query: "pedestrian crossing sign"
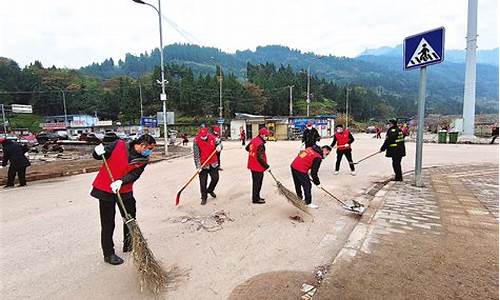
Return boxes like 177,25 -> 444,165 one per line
404,27 -> 445,70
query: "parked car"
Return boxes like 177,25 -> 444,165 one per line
366,126 -> 377,134
36,132 -> 60,144
79,133 -> 101,144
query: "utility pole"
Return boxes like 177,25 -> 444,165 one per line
218,66 -> 223,135
306,65 -> 311,117
345,87 -> 349,128
462,0 -> 478,136
1,104 -> 7,138
289,85 -> 294,116
138,77 -> 144,118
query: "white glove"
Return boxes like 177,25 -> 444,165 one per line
216,145 -> 222,152
95,144 -> 105,156
0,166 -> 3,169
316,184 -> 323,189
345,143 -> 350,147
110,180 -> 123,194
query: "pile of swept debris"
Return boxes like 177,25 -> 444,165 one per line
170,210 -> 234,232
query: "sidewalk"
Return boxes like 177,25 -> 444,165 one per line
315,163 -> 499,300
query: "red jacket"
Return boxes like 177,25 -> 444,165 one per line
247,136 -> 267,172
92,140 -> 146,193
334,130 -> 352,150
194,134 -> 218,166
291,147 -> 323,173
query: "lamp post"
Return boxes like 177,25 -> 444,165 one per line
210,57 -> 223,135
306,65 -> 311,117
132,0 -> 168,155
51,87 -> 68,130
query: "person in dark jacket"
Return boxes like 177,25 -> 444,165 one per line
1,138 -> 31,188
290,145 -> 332,209
490,123 -> 498,144
331,124 -> 356,175
302,121 -> 320,148
380,119 -> 406,181
246,127 -> 270,204
90,134 -> 156,265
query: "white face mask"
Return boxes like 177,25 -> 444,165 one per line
336,128 -> 343,133
307,126 -> 313,130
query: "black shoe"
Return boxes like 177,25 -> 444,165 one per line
252,199 -> 266,204
3,185 -> 14,189
259,197 -> 265,201
17,184 -> 26,187
104,254 -> 124,265
123,243 -> 132,253
201,198 -> 207,205
208,191 -> 217,198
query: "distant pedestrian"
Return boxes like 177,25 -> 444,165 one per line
375,127 -> 382,139
90,134 -> 156,265
491,123 -> 498,144
181,133 -> 189,146
193,127 -> 221,205
331,124 -> 356,175
290,145 -> 332,209
380,119 -> 406,181
240,128 -> 246,147
246,127 -> 270,204
302,121 -> 320,148
1,138 -> 30,188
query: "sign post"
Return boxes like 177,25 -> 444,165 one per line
1,104 -> 7,138
404,27 -> 445,187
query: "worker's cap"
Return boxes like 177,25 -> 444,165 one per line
335,124 -> 344,128
306,121 -> 313,126
259,127 -> 270,136
199,127 -> 209,137
387,118 -> 397,125
213,126 -> 221,134
0,138 -> 5,143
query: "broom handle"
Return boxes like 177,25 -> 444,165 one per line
309,178 -> 348,206
354,151 -> 381,165
267,169 -> 279,183
101,155 -> 133,221
181,149 -> 218,190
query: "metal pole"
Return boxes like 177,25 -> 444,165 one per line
306,65 -> 310,117
139,77 -> 144,118
345,87 -> 349,128
462,0 -> 478,136
1,104 -> 7,138
219,65 -> 223,135
157,0 -> 168,155
62,89 -> 68,130
289,85 -> 294,116
415,67 -> 427,187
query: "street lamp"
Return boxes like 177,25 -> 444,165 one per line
132,0 -> 168,155
305,56 -> 325,117
51,87 -> 68,130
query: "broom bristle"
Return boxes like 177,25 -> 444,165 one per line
129,221 -> 186,294
275,181 -> 312,217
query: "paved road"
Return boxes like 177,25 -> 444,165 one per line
1,135 -> 497,299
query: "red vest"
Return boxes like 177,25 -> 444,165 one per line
195,134 -> 218,165
247,136 -> 267,172
92,140 -> 146,193
291,147 -> 322,173
335,130 -> 351,150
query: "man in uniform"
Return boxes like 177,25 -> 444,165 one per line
290,145 -> 332,209
380,119 -> 406,181
331,124 -> 356,175
302,121 -> 320,148
246,127 -> 270,204
193,127 -> 222,205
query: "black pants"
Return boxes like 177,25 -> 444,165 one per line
335,151 -> 355,171
251,171 -> 264,201
99,197 -> 136,257
291,167 -> 312,204
6,166 -> 27,186
491,136 -> 498,144
241,139 -> 246,146
392,156 -> 403,181
199,167 -> 219,200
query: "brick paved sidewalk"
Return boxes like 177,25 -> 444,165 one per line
315,163 -> 499,300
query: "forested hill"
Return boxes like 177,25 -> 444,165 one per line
80,44 -> 499,115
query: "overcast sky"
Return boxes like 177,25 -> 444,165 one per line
0,0 -> 498,69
